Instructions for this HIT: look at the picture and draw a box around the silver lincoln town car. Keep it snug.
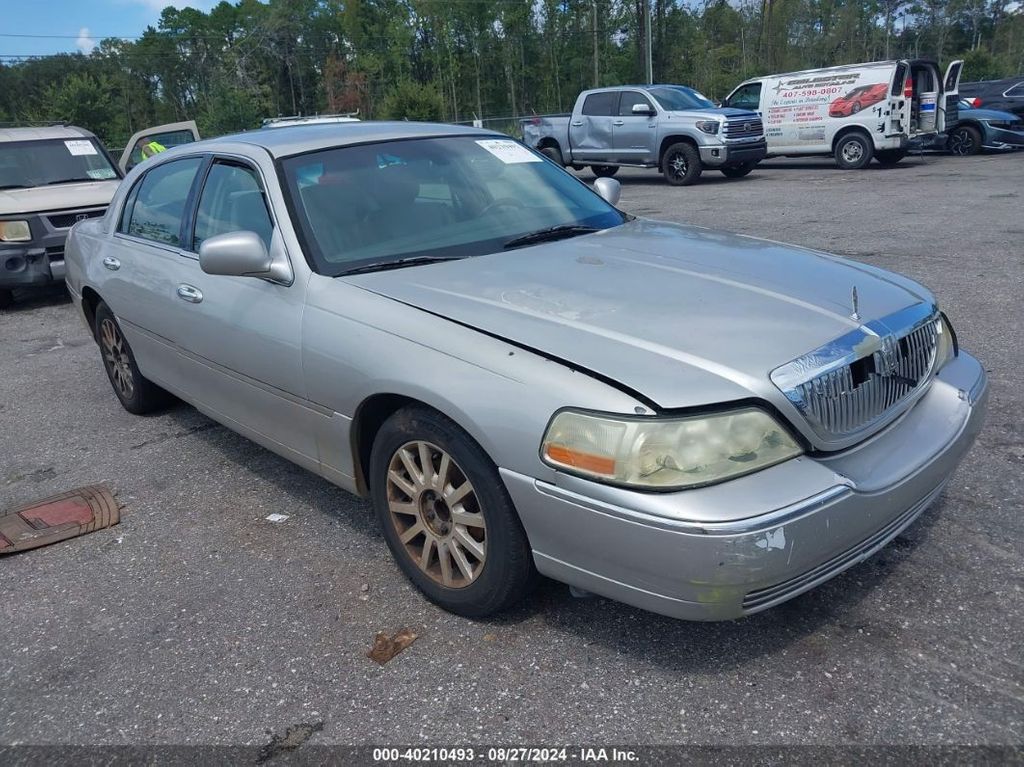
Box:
[65,123,987,620]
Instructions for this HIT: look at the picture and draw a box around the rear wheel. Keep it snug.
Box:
[539,145,563,166]
[94,301,173,415]
[369,406,537,617]
[875,149,907,166]
[661,142,702,186]
[0,288,13,310]
[720,162,757,179]
[590,165,619,178]
[834,133,874,170]
[948,125,982,156]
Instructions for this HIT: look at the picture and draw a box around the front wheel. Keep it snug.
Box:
[948,125,982,156]
[834,133,874,170]
[590,165,619,178]
[875,149,907,167]
[369,406,537,617]
[661,142,702,186]
[720,162,757,179]
[94,301,173,415]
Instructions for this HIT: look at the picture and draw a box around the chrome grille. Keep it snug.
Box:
[771,304,942,444]
[723,117,763,139]
[45,208,106,229]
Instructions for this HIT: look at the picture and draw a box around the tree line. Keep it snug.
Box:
[1,0,1021,148]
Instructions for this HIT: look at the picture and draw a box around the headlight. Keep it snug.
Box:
[984,120,1013,129]
[541,407,802,490]
[935,312,958,370]
[695,120,720,135]
[0,220,31,243]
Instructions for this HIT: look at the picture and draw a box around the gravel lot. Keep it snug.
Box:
[1,152,1022,748]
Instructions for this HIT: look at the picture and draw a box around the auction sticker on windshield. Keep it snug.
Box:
[475,139,542,164]
[64,140,98,156]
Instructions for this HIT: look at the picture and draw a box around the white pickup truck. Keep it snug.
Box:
[521,85,767,186]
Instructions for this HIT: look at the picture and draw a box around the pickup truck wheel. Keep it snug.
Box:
[948,125,981,156]
[591,165,619,178]
[875,149,907,166]
[539,146,564,165]
[94,301,173,415]
[661,143,702,186]
[720,162,756,179]
[0,288,13,310]
[370,406,537,618]
[834,133,874,170]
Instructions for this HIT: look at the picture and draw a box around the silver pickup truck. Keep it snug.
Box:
[521,85,768,185]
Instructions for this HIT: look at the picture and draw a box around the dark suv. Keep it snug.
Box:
[960,77,1024,120]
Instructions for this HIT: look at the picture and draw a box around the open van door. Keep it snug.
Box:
[939,60,964,132]
[118,121,200,174]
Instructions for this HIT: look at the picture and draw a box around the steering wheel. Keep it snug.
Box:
[481,197,525,216]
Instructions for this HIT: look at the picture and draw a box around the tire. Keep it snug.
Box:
[0,288,13,310]
[94,301,173,415]
[875,149,907,167]
[661,142,702,186]
[834,132,874,170]
[590,165,619,178]
[369,406,537,618]
[720,162,756,179]
[539,145,563,166]
[948,124,982,156]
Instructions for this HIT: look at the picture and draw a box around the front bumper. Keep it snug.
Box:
[0,208,104,290]
[700,139,768,167]
[983,125,1024,150]
[503,351,987,621]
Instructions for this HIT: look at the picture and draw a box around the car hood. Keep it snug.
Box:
[667,107,759,120]
[347,220,932,409]
[963,107,1020,123]
[0,180,120,216]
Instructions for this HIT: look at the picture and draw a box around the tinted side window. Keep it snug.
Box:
[728,83,762,110]
[119,157,202,246]
[1005,83,1024,98]
[193,162,274,251]
[618,91,654,116]
[582,92,617,116]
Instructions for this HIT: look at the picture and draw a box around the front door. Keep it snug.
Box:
[168,157,319,465]
[612,91,658,163]
[119,121,201,174]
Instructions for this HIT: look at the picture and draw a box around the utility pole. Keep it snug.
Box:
[592,0,599,87]
[644,0,653,84]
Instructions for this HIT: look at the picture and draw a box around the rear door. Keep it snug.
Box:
[939,60,964,131]
[569,92,617,163]
[118,121,201,174]
[888,61,912,136]
[612,90,658,163]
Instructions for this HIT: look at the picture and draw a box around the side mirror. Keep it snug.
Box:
[593,177,621,207]
[631,103,654,116]
[199,231,273,278]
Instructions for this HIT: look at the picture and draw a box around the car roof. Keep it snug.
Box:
[0,125,94,143]
[201,121,502,159]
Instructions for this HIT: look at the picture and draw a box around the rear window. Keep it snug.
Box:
[0,138,118,191]
[581,92,618,116]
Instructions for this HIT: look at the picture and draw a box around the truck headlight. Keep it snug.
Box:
[0,220,31,243]
[695,120,720,135]
[541,407,802,490]
[935,312,958,370]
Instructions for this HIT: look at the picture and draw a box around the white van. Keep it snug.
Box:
[723,59,963,169]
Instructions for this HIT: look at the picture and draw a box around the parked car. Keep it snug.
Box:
[521,85,767,185]
[724,59,964,169]
[960,77,1024,120]
[65,123,987,621]
[0,121,198,309]
[919,99,1024,155]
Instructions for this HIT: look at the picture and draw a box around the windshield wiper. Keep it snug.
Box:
[503,225,599,250]
[44,177,103,185]
[340,255,464,276]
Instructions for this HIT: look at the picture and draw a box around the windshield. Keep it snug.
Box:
[281,135,626,276]
[0,138,118,189]
[648,86,717,111]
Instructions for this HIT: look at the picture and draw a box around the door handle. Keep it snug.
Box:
[102,257,120,271]
[176,284,203,304]
[571,121,584,126]
[612,120,624,126]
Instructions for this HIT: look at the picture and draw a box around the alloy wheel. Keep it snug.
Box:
[841,141,864,164]
[668,152,688,180]
[950,130,974,156]
[386,440,487,588]
[100,318,134,400]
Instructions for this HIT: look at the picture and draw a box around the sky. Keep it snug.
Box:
[0,0,218,61]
